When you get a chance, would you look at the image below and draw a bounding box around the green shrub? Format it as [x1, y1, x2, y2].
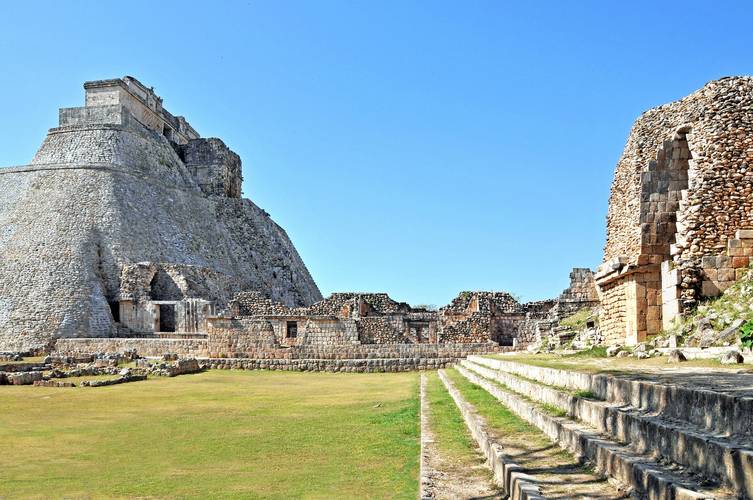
[741, 320, 753, 349]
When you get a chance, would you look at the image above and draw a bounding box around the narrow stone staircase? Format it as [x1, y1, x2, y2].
[441, 355, 751, 499]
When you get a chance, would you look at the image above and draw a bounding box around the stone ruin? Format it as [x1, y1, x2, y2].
[0, 76, 602, 362]
[597, 76, 753, 345]
[0, 76, 321, 352]
[49, 266, 598, 364]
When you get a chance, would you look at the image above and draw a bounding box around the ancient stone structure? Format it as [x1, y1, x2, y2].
[0, 76, 321, 351]
[0, 75, 602, 363]
[517, 268, 600, 348]
[597, 76, 753, 345]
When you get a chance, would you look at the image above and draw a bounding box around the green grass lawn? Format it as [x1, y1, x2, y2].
[425, 372, 480, 462]
[0, 370, 420, 499]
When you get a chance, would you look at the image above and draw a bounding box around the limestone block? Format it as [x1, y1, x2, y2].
[718, 268, 737, 282]
[704, 268, 718, 281]
[732, 257, 750, 268]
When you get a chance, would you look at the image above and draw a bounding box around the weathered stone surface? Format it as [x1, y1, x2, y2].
[606, 345, 622, 357]
[667, 349, 687, 363]
[0, 76, 321, 351]
[597, 76, 753, 345]
[719, 350, 744, 365]
[4, 371, 44, 385]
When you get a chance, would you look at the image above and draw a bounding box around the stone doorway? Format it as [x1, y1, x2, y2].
[158, 304, 176, 332]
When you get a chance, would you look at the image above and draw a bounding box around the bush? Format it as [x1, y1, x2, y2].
[740, 320, 753, 349]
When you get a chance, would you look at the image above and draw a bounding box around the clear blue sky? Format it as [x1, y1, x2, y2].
[1, 1, 751, 306]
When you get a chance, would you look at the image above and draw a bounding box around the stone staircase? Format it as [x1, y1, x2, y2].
[438, 356, 751, 499]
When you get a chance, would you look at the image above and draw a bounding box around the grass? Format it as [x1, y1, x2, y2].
[443, 368, 619, 498]
[425, 372, 479, 462]
[559, 307, 598, 330]
[562, 346, 607, 358]
[0, 356, 45, 365]
[573, 390, 598, 400]
[0, 370, 420, 499]
[540, 403, 567, 418]
[443, 369, 541, 436]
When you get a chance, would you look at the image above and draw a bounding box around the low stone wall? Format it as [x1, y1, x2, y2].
[53, 338, 512, 369]
[206, 357, 456, 372]
[55, 338, 209, 357]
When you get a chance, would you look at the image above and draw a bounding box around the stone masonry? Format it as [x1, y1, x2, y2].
[597, 77, 753, 345]
[0, 76, 321, 351]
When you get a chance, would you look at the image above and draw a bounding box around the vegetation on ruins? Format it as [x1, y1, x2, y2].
[665, 267, 753, 347]
[559, 307, 598, 331]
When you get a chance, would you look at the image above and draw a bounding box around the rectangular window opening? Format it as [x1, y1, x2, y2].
[286, 321, 298, 338]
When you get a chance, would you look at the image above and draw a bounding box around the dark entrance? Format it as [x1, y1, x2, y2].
[159, 304, 176, 332]
[286, 321, 298, 338]
[109, 300, 120, 322]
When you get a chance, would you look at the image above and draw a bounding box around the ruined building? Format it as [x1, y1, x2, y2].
[0, 76, 601, 359]
[597, 76, 753, 345]
[0, 76, 321, 351]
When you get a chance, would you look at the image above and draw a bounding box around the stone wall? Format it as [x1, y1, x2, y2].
[53, 337, 510, 361]
[598, 77, 753, 344]
[206, 318, 279, 356]
[180, 138, 242, 198]
[55, 337, 209, 357]
[357, 316, 408, 343]
[699, 230, 753, 297]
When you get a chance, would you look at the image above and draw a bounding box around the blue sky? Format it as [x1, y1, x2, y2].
[1, 1, 751, 306]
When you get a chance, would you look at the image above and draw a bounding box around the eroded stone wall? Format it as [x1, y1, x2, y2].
[598, 76, 753, 344]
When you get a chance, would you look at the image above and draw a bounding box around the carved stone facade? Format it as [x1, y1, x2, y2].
[597, 77, 753, 345]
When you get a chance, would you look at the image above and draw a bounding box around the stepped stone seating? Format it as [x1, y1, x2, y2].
[439, 356, 752, 499]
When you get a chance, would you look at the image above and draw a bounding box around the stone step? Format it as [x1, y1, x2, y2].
[468, 355, 753, 439]
[461, 358, 753, 498]
[455, 363, 729, 500]
[436, 369, 545, 499]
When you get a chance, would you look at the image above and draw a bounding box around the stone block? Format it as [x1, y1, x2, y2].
[646, 319, 662, 335]
[703, 268, 718, 281]
[736, 229, 753, 239]
[701, 280, 721, 297]
[701, 256, 719, 268]
[732, 257, 750, 269]
[742, 238, 753, 248]
[728, 246, 745, 257]
[718, 268, 737, 282]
